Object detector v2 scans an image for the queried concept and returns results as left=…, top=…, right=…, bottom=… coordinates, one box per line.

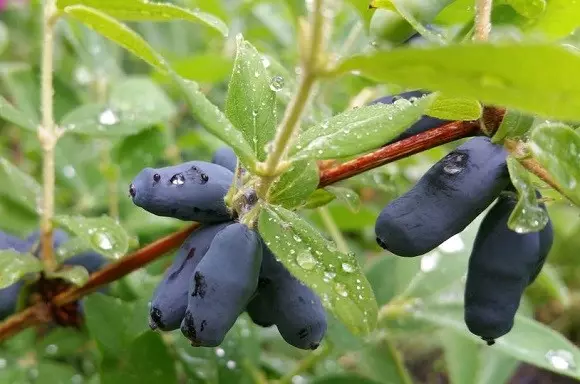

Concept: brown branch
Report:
left=319, top=107, right=506, bottom=187
left=0, top=223, right=200, bottom=342
left=504, top=139, right=571, bottom=201
left=0, top=305, right=51, bottom=341
left=53, top=222, right=200, bottom=306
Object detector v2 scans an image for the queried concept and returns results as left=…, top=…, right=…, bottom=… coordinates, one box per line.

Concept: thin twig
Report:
left=318, top=206, right=349, bottom=254
left=277, top=343, right=332, bottom=384
left=0, top=305, right=51, bottom=341
left=52, top=223, right=200, bottom=306
left=256, top=0, right=326, bottom=198
left=474, top=0, right=493, bottom=41
left=39, top=0, right=59, bottom=272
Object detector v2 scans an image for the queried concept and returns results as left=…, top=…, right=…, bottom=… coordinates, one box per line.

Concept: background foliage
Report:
left=0, top=0, right=580, bottom=383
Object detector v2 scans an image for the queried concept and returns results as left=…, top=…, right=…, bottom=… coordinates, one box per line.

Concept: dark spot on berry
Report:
left=298, top=296, right=306, bottom=304
left=168, top=248, right=196, bottom=281
left=153, top=173, right=161, bottom=182
left=149, top=307, right=165, bottom=329
left=181, top=311, right=197, bottom=341
left=376, top=237, right=387, bottom=249
left=192, top=271, right=207, bottom=298
left=200, top=173, right=209, bottom=183
left=310, top=343, right=320, bottom=350
left=298, top=327, right=309, bottom=339
left=257, top=277, right=271, bottom=290
left=483, top=337, right=496, bottom=346
left=200, top=320, right=207, bottom=332
left=129, top=184, right=136, bottom=198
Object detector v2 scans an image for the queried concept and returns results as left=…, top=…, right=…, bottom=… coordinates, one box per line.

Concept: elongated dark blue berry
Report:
left=211, top=147, right=237, bottom=173
left=130, top=161, right=233, bottom=223
left=247, top=246, right=326, bottom=350
left=376, top=137, right=510, bottom=257
left=149, top=223, right=229, bottom=331
left=181, top=223, right=261, bottom=347
left=465, top=194, right=552, bottom=345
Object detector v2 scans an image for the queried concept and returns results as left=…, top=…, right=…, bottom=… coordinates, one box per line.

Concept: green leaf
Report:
left=57, top=0, right=228, bottom=36
left=506, top=157, right=549, bottom=233
left=101, top=332, right=177, bottom=384
left=60, top=77, right=176, bottom=136
left=440, top=330, right=519, bottom=384
left=0, top=158, right=41, bottom=214
left=358, top=338, right=414, bottom=384
left=336, top=44, right=580, bottom=121
left=426, top=94, right=482, bottom=121
left=530, top=123, right=580, bottom=206
left=259, top=205, right=378, bottom=335
left=291, top=96, right=433, bottom=160
left=171, top=74, right=259, bottom=171
left=63, top=5, right=166, bottom=71
left=54, top=215, right=129, bottom=259
left=345, top=0, right=375, bottom=27
left=225, top=35, right=277, bottom=161
left=325, top=186, right=361, bottom=212
left=269, top=160, right=319, bottom=209
left=527, top=263, right=571, bottom=308
left=491, top=109, right=534, bottom=144
left=302, top=189, right=336, bottom=209
left=410, top=302, right=580, bottom=380
left=155, top=54, right=232, bottom=83
left=312, top=374, right=382, bottom=384
left=47, top=265, right=89, bottom=286
left=528, top=0, right=580, bottom=39
left=504, top=0, right=546, bottom=18
left=0, top=250, right=42, bottom=289
left=84, top=294, right=147, bottom=356
left=0, top=94, right=37, bottom=132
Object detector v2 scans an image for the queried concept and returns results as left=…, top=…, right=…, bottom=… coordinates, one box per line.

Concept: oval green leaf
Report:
left=0, top=250, right=42, bottom=289
left=336, top=44, right=580, bottom=121
left=54, top=215, right=129, bottom=259
left=530, top=123, right=580, bottom=206
left=259, top=204, right=378, bottom=335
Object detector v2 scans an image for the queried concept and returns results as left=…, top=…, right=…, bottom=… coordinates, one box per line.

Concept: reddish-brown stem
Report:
left=52, top=223, right=200, bottom=306
left=0, top=223, right=199, bottom=342
left=0, top=305, right=51, bottom=341
left=319, top=107, right=505, bottom=187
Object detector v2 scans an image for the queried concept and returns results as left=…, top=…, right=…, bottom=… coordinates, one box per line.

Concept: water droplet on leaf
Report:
left=546, top=350, right=576, bottom=371
left=296, top=251, right=316, bottom=270
left=98, top=108, right=119, bottom=126
left=269, top=76, right=284, bottom=92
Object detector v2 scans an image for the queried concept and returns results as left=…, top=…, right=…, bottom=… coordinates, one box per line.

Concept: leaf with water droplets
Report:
left=171, top=73, right=259, bottom=172
left=0, top=157, right=41, bottom=215
left=527, top=0, right=579, bottom=39
left=336, top=44, right=580, bottom=121
left=425, top=93, right=482, bottom=121
left=530, top=123, right=580, bottom=206
left=269, top=160, right=319, bottom=209
left=62, top=5, right=166, bottom=71
left=505, top=0, right=546, bottom=18
left=506, top=157, right=549, bottom=233
left=0, top=94, right=37, bottom=132
left=225, top=34, right=277, bottom=161
left=302, top=189, right=336, bottom=209
left=259, top=204, right=378, bottom=335
left=291, top=95, right=433, bottom=160
left=491, top=109, right=534, bottom=144
left=0, top=250, right=42, bottom=289
left=60, top=77, right=176, bottom=136
left=408, top=302, right=580, bottom=380
left=54, top=215, right=129, bottom=259
left=325, top=186, right=361, bottom=212
left=57, top=0, right=228, bottom=36
left=47, top=266, right=89, bottom=286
